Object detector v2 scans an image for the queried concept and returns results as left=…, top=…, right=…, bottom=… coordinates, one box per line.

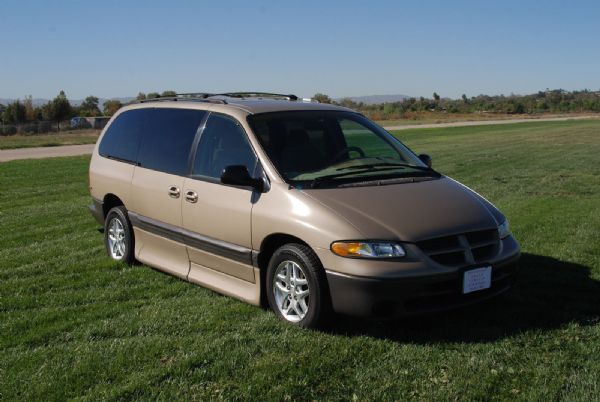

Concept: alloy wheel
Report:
left=107, top=217, right=126, bottom=260
left=272, top=260, right=310, bottom=322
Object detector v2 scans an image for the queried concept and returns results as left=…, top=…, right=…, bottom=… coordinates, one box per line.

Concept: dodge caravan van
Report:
left=89, top=92, right=520, bottom=327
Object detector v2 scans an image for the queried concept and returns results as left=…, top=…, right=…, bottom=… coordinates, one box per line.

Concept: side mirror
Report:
left=418, top=154, right=432, bottom=168
left=221, top=165, right=264, bottom=192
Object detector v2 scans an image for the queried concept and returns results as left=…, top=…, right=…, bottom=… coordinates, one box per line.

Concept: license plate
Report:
left=462, top=266, right=492, bottom=294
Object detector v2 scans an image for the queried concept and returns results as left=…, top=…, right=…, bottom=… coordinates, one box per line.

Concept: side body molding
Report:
left=128, top=211, right=254, bottom=265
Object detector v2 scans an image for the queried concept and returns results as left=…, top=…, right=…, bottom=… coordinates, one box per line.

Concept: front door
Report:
left=182, top=113, right=259, bottom=282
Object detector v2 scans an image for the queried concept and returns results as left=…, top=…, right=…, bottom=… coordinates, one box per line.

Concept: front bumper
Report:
left=325, top=250, right=520, bottom=318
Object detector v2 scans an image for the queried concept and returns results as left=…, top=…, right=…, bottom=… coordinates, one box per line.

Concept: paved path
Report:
left=0, top=144, right=95, bottom=162
left=383, top=115, right=599, bottom=130
left=1, top=115, right=598, bottom=162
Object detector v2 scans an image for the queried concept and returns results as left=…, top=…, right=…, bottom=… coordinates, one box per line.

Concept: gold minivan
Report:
left=89, top=93, right=520, bottom=327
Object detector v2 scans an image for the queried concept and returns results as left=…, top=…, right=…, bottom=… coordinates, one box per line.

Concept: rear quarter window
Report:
left=98, top=109, right=152, bottom=163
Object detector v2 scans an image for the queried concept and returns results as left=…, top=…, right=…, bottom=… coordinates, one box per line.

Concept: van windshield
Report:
left=248, top=111, right=435, bottom=187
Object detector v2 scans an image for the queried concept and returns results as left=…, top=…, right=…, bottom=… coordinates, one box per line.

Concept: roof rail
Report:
left=176, top=92, right=214, bottom=99
left=136, top=94, right=227, bottom=104
left=135, top=92, right=300, bottom=105
left=177, top=92, right=299, bottom=101
left=215, top=92, right=299, bottom=101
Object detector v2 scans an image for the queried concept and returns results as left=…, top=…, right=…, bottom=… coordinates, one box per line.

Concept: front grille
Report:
left=417, top=229, right=500, bottom=267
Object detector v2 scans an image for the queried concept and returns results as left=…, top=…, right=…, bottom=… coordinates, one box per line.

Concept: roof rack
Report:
left=176, top=92, right=299, bottom=101
left=135, top=92, right=300, bottom=105
left=214, top=92, right=299, bottom=101
left=137, top=94, right=227, bottom=104
left=176, top=93, right=215, bottom=99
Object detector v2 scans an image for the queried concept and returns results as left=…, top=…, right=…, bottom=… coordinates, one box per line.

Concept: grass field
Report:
left=0, top=129, right=99, bottom=150
left=373, top=112, right=599, bottom=127
left=1, top=120, right=599, bottom=400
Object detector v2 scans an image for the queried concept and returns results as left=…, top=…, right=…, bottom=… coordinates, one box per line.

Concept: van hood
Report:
left=302, top=177, right=504, bottom=242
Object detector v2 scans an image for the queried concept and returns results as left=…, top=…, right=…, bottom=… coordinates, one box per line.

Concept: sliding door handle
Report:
left=185, top=190, right=198, bottom=203
left=168, top=186, right=180, bottom=199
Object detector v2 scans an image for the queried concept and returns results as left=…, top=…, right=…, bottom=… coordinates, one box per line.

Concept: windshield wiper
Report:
left=336, top=162, right=433, bottom=172
left=310, top=170, right=389, bottom=188
left=309, top=167, right=437, bottom=188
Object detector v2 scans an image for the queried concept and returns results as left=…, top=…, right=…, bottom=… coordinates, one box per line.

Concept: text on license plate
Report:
left=462, top=266, right=492, bottom=294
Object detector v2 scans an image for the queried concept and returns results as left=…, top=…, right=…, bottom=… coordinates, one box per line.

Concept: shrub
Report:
left=38, top=121, right=54, bottom=133
left=0, top=125, right=18, bottom=136
left=17, top=123, right=39, bottom=135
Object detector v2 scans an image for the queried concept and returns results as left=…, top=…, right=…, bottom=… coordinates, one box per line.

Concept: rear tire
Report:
left=266, top=243, right=330, bottom=328
left=104, top=206, right=135, bottom=265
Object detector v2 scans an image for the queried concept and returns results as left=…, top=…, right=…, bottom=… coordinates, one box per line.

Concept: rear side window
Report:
left=99, top=109, right=151, bottom=163
left=137, top=108, right=207, bottom=176
left=193, top=114, right=257, bottom=179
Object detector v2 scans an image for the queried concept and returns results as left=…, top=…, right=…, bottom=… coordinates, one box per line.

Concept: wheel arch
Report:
left=256, top=233, right=315, bottom=307
left=102, top=193, right=125, bottom=219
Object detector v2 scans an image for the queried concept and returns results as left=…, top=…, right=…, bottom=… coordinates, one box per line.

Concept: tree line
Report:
left=314, top=89, right=600, bottom=120
left=2, top=88, right=599, bottom=130
left=0, top=90, right=179, bottom=128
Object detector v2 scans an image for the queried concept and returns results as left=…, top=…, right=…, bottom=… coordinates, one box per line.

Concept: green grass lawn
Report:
left=1, top=120, right=599, bottom=400
left=0, top=130, right=99, bottom=150
left=373, top=113, right=599, bottom=127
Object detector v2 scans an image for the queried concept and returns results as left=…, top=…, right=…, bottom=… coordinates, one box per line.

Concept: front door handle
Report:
left=185, top=190, right=198, bottom=203
left=168, top=186, right=180, bottom=199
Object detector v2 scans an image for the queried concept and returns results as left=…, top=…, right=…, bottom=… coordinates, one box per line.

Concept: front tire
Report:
left=104, top=206, right=135, bottom=265
left=266, top=244, right=330, bottom=328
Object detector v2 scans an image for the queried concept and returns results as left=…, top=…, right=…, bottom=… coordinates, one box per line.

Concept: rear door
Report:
left=182, top=113, right=259, bottom=282
left=129, top=107, right=207, bottom=279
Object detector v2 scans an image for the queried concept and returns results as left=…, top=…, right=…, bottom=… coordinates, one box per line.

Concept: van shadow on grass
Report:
left=326, top=253, right=600, bottom=343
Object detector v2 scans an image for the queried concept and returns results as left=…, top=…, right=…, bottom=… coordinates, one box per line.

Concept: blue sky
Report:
left=1, top=0, right=599, bottom=100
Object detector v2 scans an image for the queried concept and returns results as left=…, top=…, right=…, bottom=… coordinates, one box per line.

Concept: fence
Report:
left=0, top=117, right=109, bottom=136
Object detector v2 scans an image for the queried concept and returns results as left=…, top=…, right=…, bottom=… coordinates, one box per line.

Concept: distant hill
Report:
left=0, top=97, right=135, bottom=108
left=336, top=94, right=411, bottom=105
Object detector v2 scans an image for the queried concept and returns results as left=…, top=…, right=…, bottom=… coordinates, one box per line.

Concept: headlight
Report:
left=497, top=220, right=511, bottom=239
left=331, top=241, right=406, bottom=258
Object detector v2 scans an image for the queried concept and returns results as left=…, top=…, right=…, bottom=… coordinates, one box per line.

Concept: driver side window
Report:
left=193, top=114, right=257, bottom=179
left=339, top=118, right=402, bottom=161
